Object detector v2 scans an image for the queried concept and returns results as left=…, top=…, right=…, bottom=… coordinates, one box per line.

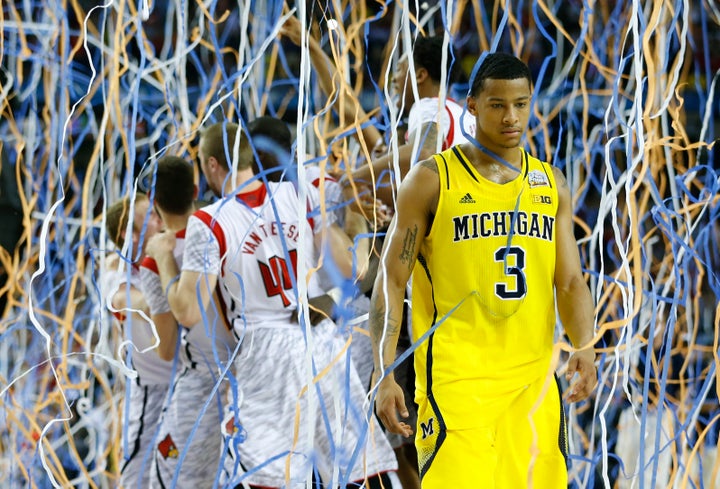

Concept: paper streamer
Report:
left=0, top=1, right=718, bottom=487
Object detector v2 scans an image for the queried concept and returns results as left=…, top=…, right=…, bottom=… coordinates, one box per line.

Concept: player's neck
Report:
left=222, top=168, right=261, bottom=196
left=162, top=213, right=191, bottom=233
left=468, top=143, right=522, bottom=169
left=422, top=81, right=441, bottom=100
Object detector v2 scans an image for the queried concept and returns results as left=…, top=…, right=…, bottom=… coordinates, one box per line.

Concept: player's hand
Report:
left=564, top=349, right=597, bottom=403
left=289, top=294, right=337, bottom=325
left=341, top=179, right=391, bottom=224
left=373, top=373, right=413, bottom=438
left=307, top=294, right=336, bottom=325
left=145, top=231, right=176, bottom=259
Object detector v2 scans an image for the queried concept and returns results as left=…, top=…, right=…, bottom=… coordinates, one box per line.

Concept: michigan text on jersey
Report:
left=452, top=211, right=555, bottom=242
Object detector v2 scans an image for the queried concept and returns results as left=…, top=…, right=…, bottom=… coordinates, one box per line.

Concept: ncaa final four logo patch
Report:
left=528, top=169, right=550, bottom=188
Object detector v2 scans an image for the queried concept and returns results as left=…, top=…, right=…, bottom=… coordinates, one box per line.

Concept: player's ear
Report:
left=415, top=67, right=429, bottom=84
left=207, top=156, right=219, bottom=172
left=193, top=184, right=199, bottom=200
left=466, top=95, right=478, bottom=115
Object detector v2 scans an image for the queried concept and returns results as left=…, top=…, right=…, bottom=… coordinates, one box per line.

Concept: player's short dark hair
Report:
left=248, top=116, right=293, bottom=153
left=248, top=116, right=294, bottom=182
left=199, top=122, right=253, bottom=171
left=106, top=193, right=148, bottom=248
left=153, top=156, right=195, bottom=215
left=413, top=35, right=457, bottom=83
left=469, top=53, right=532, bottom=96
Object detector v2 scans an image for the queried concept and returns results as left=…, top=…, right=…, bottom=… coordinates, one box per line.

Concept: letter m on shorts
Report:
left=420, top=417, right=435, bottom=439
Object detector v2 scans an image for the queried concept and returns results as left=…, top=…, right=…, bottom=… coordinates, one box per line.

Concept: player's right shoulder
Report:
left=416, top=156, right=440, bottom=175
left=398, top=156, right=440, bottom=213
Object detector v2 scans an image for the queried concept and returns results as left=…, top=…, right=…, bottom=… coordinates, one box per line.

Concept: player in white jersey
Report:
left=350, top=35, right=474, bottom=211
left=405, top=96, right=475, bottom=151
left=248, top=116, right=383, bottom=390
left=103, top=193, right=171, bottom=489
left=140, top=156, right=236, bottom=488
left=146, top=122, right=398, bottom=488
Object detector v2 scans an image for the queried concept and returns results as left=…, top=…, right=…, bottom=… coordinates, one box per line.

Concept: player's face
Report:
left=467, top=78, right=532, bottom=152
left=132, top=198, right=162, bottom=258
left=198, top=143, right=221, bottom=197
left=392, top=56, right=414, bottom=117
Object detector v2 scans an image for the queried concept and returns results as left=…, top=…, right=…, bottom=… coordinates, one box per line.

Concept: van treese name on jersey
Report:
left=452, top=210, right=555, bottom=243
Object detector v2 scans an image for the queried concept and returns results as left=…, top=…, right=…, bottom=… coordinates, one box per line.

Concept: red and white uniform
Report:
left=140, top=229, right=236, bottom=488
left=305, top=165, right=375, bottom=393
left=406, top=96, right=476, bottom=152
left=184, top=182, right=325, bottom=329
left=102, top=266, right=173, bottom=489
left=305, top=164, right=347, bottom=292
left=305, top=164, right=343, bottom=226
left=182, top=182, right=397, bottom=487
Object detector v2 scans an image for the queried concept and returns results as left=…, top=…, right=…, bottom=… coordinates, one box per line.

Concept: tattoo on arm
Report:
left=420, top=123, right=439, bottom=152
left=370, top=301, right=401, bottom=369
left=418, top=159, right=439, bottom=174
left=398, top=225, right=418, bottom=270
left=370, top=303, right=399, bottom=339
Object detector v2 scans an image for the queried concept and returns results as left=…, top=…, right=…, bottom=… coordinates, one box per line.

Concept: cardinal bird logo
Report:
left=225, top=416, right=239, bottom=435
left=157, top=434, right=179, bottom=459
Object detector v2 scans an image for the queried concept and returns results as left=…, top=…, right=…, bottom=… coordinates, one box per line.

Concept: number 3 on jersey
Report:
left=258, top=250, right=298, bottom=307
left=494, top=246, right=527, bottom=300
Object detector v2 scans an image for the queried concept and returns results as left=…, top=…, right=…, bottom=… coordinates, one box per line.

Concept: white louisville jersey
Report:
left=304, top=165, right=346, bottom=292
left=102, top=265, right=174, bottom=386
left=406, top=96, right=476, bottom=151
left=183, top=181, right=324, bottom=333
left=139, top=229, right=236, bottom=370
left=304, top=164, right=344, bottom=227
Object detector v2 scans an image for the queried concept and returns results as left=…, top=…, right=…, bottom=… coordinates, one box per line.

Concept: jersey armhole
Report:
left=194, top=210, right=228, bottom=258
left=425, top=153, right=447, bottom=238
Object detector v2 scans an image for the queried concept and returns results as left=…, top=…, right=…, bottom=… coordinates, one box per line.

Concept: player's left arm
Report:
left=318, top=221, right=370, bottom=281
left=552, top=166, right=597, bottom=403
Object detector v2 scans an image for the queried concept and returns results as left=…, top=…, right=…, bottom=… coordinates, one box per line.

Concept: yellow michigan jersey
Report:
left=411, top=146, right=559, bottom=431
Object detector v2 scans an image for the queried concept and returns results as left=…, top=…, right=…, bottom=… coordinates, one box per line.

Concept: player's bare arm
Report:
left=552, top=166, right=597, bottom=403
left=349, top=121, right=439, bottom=206
left=150, top=311, right=179, bottom=361
left=320, top=220, right=370, bottom=281
left=138, top=263, right=180, bottom=360
left=280, top=14, right=383, bottom=152
left=411, top=121, right=439, bottom=161
left=146, top=230, right=216, bottom=327
left=110, top=286, right=148, bottom=315
left=369, top=157, right=439, bottom=436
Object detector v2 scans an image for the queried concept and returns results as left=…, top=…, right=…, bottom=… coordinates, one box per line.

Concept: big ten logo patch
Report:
left=420, top=417, right=435, bottom=439
left=158, top=434, right=178, bottom=459
left=532, top=194, right=552, bottom=205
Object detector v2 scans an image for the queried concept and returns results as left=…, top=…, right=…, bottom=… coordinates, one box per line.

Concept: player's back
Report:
left=187, top=181, right=322, bottom=332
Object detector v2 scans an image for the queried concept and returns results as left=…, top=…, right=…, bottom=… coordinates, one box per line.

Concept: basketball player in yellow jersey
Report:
left=369, top=53, right=597, bottom=488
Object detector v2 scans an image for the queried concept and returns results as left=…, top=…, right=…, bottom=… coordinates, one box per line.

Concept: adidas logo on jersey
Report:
left=459, top=193, right=476, bottom=204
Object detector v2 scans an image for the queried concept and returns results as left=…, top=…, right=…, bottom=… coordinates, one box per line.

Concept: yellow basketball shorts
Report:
left=415, top=375, right=568, bottom=489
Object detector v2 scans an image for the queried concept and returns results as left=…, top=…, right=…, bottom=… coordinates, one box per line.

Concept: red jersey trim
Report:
left=193, top=210, right=228, bottom=259
left=140, top=256, right=158, bottom=274
left=236, top=183, right=268, bottom=208
left=443, top=104, right=455, bottom=151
